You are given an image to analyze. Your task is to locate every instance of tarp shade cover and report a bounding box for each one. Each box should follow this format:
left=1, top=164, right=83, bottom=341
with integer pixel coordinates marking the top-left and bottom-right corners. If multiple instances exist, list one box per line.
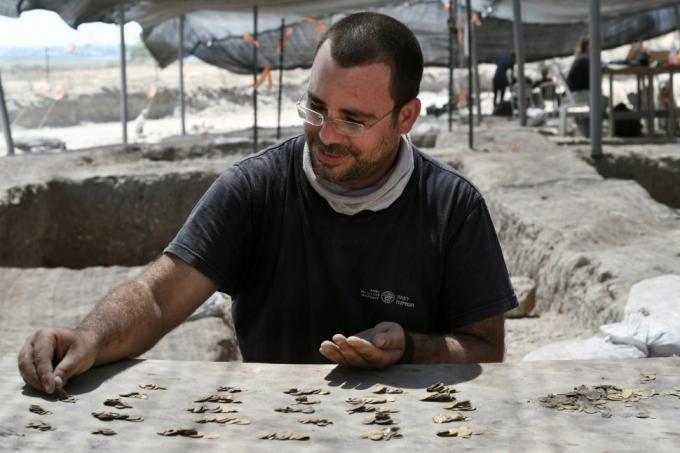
left=143, top=1, right=680, bottom=73
left=470, top=0, right=680, bottom=24
left=1, top=0, right=680, bottom=73
left=2, top=0, right=680, bottom=27
left=0, top=0, right=400, bottom=27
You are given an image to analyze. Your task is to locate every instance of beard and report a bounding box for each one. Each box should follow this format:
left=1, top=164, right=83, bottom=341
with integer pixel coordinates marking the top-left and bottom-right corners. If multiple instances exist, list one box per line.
left=305, top=129, right=401, bottom=189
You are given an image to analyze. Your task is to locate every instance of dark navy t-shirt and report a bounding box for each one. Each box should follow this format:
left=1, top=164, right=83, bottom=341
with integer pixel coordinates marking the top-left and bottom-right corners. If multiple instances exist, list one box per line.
left=165, top=135, right=517, bottom=363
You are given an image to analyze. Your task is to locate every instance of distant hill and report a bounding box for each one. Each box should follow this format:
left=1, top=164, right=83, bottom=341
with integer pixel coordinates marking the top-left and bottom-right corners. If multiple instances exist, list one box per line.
left=0, top=44, right=150, bottom=66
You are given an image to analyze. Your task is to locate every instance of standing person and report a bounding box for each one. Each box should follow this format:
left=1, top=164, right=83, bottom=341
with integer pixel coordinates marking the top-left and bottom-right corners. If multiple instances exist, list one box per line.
left=493, top=53, right=515, bottom=109
left=18, top=13, right=518, bottom=395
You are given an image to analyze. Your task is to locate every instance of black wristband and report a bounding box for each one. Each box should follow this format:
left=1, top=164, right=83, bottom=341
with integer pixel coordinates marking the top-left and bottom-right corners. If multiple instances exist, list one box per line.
left=398, top=330, right=415, bottom=364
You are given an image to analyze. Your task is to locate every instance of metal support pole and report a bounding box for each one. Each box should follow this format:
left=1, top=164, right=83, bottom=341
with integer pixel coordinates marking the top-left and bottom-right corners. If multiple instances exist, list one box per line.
left=119, top=2, right=128, bottom=146
left=512, top=0, right=527, bottom=126
left=448, top=0, right=454, bottom=132
left=179, top=14, right=186, bottom=136
left=589, top=0, right=603, bottom=157
left=252, top=5, right=259, bottom=152
left=277, top=18, right=285, bottom=140
left=467, top=0, right=474, bottom=148
left=0, top=70, right=15, bottom=156
left=471, top=17, right=482, bottom=124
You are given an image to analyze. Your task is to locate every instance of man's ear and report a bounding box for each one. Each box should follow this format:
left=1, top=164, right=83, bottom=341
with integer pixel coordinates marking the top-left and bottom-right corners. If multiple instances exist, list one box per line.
left=397, top=97, right=421, bottom=135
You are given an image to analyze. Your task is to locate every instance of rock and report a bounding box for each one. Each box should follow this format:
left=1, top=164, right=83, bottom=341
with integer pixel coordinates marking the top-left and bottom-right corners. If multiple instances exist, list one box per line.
left=505, top=276, right=536, bottom=318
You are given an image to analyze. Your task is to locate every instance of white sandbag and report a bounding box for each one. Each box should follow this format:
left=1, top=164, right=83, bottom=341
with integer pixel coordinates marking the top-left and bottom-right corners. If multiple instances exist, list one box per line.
left=600, top=274, right=680, bottom=357
left=522, top=337, right=646, bottom=362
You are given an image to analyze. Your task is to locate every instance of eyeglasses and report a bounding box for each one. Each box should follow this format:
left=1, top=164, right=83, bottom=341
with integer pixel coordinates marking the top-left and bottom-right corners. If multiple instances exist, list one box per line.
left=296, top=95, right=395, bottom=138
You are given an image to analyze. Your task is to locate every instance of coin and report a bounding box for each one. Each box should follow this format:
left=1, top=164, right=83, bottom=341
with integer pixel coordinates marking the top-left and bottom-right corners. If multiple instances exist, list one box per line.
left=284, top=388, right=330, bottom=396
left=298, top=418, right=333, bottom=426
left=436, top=426, right=473, bottom=438
left=216, top=386, right=242, bottom=393
left=157, top=428, right=219, bottom=439
left=362, top=426, right=402, bottom=441
left=139, top=384, right=167, bottom=390
left=346, top=397, right=395, bottom=405
left=186, top=404, right=238, bottom=414
left=91, top=411, right=144, bottom=422
left=194, top=394, right=241, bottom=404
left=433, top=412, right=471, bottom=423
left=294, top=396, right=321, bottom=405
left=29, top=405, right=51, bottom=415
left=275, top=405, right=315, bottom=414
left=119, top=392, right=148, bottom=400
left=258, top=431, right=310, bottom=441
left=52, top=387, right=77, bottom=403
left=371, top=385, right=404, bottom=394
left=420, top=392, right=456, bottom=402
left=443, top=400, right=476, bottom=411
left=104, top=398, right=132, bottom=410
left=26, top=421, right=55, bottom=431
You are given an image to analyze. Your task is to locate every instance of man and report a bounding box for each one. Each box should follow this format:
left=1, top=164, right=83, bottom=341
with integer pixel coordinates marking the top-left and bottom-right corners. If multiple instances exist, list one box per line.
left=18, top=13, right=517, bottom=395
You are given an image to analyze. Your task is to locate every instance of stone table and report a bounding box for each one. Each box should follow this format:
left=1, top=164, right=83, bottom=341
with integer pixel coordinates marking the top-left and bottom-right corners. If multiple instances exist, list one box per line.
left=1, top=354, right=678, bottom=452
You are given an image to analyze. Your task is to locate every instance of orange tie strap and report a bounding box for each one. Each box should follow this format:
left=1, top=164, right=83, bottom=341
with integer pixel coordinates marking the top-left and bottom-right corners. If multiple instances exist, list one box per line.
left=304, top=17, right=326, bottom=38
left=243, top=32, right=260, bottom=48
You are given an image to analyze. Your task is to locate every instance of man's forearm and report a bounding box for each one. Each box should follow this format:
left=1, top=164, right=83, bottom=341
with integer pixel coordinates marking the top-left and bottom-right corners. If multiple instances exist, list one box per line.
left=410, top=331, right=504, bottom=364
left=77, top=279, right=165, bottom=366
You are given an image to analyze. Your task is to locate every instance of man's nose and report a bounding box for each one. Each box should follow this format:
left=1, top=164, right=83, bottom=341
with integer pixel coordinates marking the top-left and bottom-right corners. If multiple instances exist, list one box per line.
left=318, top=119, right=345, bottom=145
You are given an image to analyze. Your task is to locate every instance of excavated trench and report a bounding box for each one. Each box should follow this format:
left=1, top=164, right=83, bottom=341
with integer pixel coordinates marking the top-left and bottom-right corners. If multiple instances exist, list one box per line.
left=0, top=173, right=216, bottom=268
left=582, top=150, right=680, bottom=210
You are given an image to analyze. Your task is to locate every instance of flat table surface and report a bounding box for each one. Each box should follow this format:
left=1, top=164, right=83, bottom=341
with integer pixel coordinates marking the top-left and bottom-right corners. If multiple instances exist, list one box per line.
left=1, top=354, right=678, bottom=452
left=604, top=65, right=680, bottom=75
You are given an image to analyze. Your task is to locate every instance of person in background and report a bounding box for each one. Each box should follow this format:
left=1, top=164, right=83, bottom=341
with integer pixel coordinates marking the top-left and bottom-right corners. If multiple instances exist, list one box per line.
left=493, top=53, right=515, bottom=108
left=566, top=37, right=590, bottom=93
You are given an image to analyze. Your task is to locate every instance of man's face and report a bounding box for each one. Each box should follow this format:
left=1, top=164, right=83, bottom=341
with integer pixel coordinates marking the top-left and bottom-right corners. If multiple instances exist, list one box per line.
left=303, top=41, right=403, bottom=190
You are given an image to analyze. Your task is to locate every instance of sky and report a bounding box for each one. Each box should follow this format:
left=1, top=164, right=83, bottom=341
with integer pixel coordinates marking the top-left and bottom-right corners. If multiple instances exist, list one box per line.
left=0, top=10, right=142, bottom=48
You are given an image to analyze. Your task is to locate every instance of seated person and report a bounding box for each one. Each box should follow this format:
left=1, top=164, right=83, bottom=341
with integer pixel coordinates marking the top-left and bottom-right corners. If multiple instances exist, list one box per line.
left=567, top=37, right=589, bottom=93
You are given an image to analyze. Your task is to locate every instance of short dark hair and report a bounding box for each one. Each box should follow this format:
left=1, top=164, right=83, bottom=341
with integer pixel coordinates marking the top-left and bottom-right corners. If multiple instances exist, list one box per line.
left=315, top=12, right=423, bottom=110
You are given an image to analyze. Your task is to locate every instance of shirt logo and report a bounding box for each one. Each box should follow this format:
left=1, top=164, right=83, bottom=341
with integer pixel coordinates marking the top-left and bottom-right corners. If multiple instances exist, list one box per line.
left=381, top=291, right=395, bottom=304
left=360, top=289, right=414, bottom=309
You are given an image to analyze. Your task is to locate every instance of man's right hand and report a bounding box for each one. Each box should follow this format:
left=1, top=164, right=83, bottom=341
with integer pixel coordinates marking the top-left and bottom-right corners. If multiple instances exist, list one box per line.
left=17, top=327, right=99, bottom=394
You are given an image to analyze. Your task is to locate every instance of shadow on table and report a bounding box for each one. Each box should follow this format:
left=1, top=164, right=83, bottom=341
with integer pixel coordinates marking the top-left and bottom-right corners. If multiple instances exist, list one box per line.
left=323, top=363, right=483, bottom=391
left=21, top=359, right=142, bottom=400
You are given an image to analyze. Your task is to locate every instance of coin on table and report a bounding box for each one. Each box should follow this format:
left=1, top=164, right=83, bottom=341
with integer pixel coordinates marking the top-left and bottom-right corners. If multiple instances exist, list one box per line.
left=298, top=418, right=333, bottom=426
left=258, top=431, right=310, bottom=441
left=443, top=400, right=476, bottom=411
left=433, top=412, right=470, bottom=423
left=104, top=398, right=132, bottom=409
left=436, top=426, right=473, bottom=438
left=26, top=421, right=55, bottom=431
left=139, top=384, right=167, bottom=390
left=284, top=387, right=330, bottom=396
left=119, top=392, right=148, bottom=400
left=362, top=426, right=402, bottom=441
left=29, top=405, right=52, bottom=415
left=216, top=386, right=242, bottom=393
left=371, top=384, right=404, bottom=394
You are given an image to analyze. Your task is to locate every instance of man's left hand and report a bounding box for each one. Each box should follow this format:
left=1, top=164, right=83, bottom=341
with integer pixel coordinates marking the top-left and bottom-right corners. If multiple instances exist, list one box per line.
left=319, top=322, right=405, bottom=368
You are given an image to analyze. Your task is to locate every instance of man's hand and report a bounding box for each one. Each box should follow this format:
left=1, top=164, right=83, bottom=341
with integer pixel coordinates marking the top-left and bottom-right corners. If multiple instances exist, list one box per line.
left=319, top=321, right=405, bottom=368
left=17, top=327, right=99, bottom=394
